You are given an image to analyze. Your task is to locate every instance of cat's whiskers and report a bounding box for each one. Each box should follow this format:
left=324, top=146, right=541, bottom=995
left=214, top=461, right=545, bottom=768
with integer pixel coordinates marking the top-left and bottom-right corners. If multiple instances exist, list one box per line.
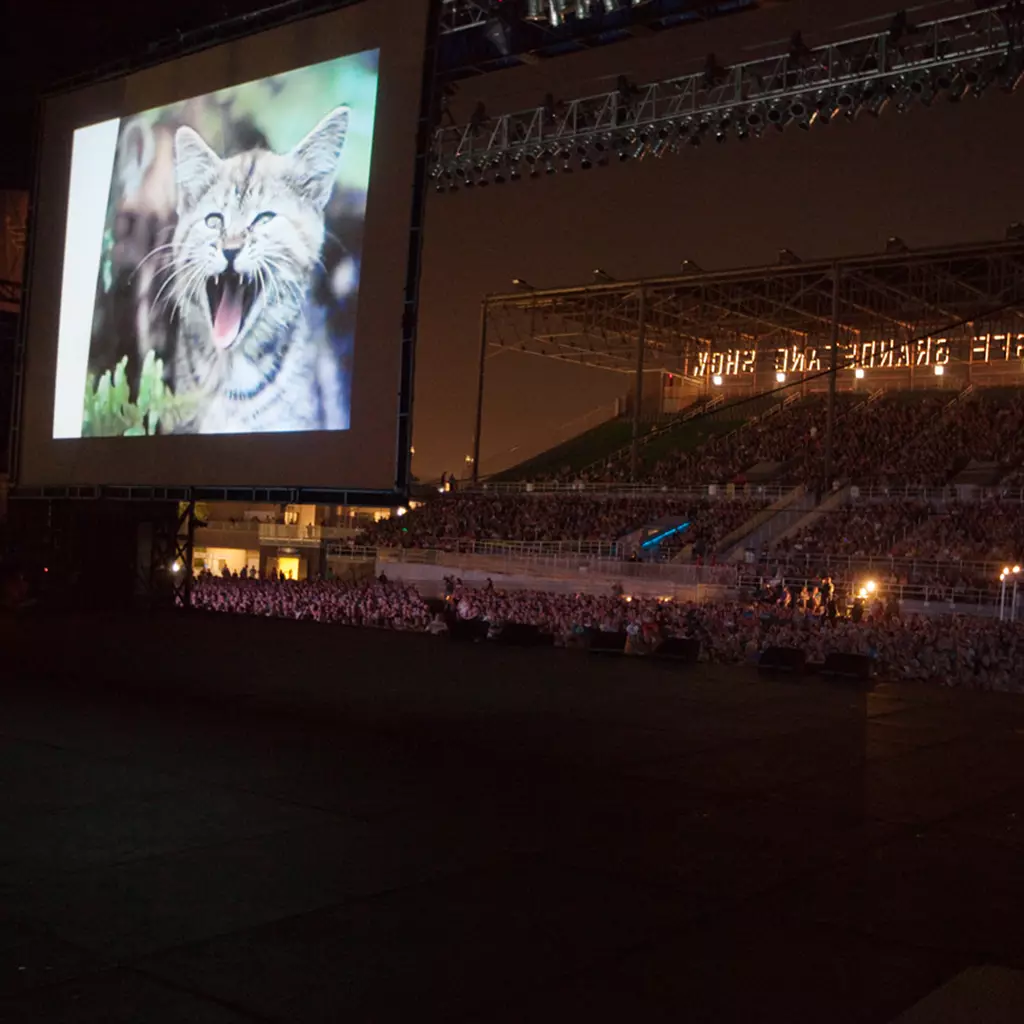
left=151, top=259, right=193, bottom=314
left=131, top=243, right=177, bottom=281
left=261, top=254, right=306, bottom=309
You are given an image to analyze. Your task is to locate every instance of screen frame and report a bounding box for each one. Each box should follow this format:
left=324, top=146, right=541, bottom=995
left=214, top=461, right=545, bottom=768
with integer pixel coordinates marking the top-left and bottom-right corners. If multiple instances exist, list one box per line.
left=9, top=0, right=437, bottom=506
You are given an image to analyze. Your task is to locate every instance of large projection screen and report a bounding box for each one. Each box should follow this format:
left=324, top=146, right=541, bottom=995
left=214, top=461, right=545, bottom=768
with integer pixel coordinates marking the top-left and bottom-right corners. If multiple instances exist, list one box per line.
left=17, top=0, right=428, bottom=492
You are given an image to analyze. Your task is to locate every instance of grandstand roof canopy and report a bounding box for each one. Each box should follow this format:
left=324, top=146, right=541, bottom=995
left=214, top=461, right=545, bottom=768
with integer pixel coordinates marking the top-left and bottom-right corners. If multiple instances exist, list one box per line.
left=483, top=236, right=1024, bottom=374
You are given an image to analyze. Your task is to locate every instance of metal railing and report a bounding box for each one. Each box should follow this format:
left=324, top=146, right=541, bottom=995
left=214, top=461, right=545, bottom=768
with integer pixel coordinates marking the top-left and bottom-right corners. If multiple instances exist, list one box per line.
left=738, top=573, right=1000, bottom=612
left=846, top=485, right=1024, bottom=503
left=465, top=480, right=793, bottom=501
left=258, top=524, right=361, bottom=543
left=755, top=552, right=1009, bottom=585
left=199, top=520, right=260, bottom=532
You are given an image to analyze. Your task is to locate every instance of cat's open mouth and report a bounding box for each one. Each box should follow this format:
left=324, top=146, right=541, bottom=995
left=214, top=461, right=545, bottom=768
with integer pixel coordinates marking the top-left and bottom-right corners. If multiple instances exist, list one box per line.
left=206, top=270, right=259, bottom=351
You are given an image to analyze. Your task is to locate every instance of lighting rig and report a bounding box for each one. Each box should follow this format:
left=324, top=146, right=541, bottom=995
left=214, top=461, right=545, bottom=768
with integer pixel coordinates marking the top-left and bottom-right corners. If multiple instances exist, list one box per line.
left=432, top=4, right=1024, bottom=191
left=440, top=0, right=675, bottom=35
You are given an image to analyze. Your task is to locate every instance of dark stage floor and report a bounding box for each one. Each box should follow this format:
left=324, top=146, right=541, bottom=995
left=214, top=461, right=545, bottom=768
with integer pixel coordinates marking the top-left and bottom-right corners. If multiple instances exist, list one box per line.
left=2, top=612, right=1024, bottom=1022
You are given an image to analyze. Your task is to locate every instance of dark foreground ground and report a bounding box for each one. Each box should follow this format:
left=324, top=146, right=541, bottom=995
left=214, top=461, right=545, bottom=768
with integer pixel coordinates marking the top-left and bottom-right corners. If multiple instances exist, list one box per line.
left=2, top=612, right=1024, bottom=1023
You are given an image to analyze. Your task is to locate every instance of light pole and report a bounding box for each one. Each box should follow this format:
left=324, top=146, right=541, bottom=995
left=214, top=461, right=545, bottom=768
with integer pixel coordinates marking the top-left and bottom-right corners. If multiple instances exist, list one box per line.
left=998, top=565, right=1021, bottom=621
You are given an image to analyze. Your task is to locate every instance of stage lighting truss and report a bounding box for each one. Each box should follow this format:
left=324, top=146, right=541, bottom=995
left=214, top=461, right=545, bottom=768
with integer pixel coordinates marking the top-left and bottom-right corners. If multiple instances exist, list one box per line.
left=432, top=5, right=1022, bottom=190
left=440, top=0, right=497, bottom=34
left=440, top=0, right=651, bottom=34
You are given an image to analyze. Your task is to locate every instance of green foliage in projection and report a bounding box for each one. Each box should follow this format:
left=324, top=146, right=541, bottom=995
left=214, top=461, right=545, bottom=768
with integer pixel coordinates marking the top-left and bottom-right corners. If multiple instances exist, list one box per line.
left=82, top=350, right=193, bottom=437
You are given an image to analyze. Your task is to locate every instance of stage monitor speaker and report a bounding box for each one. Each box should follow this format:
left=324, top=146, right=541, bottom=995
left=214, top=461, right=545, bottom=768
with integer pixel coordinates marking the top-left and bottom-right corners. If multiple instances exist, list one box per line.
left=758, top=646, right=806, bottom=674
left=653, top=637, right=701, bottom=664
left=821, top=652, right=872, bottom=680
left=588, top=630, right=628, bottom=655
left=448, top=618, right=487, bottom=643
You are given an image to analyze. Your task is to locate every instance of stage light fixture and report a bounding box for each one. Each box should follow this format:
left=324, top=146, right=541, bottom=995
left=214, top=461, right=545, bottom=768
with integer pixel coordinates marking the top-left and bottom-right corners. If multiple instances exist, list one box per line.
left=786, top=98, right=810, bottom=130
left=832, top=90, right=857, bottom=120
left=855, top=367, right=866, bottom=379
left=775, top=371, right=786, bottom=383
left=909, top=76, right=934, bottom=105
left=712, top=374, right=724, bottom=387
left=547, top=0, right=569, bottom=28
left=526, top=0, right=546, bottom=21
left=933, top=364, right=945, bottom=376
left=601, top=0, right=621, bottom=12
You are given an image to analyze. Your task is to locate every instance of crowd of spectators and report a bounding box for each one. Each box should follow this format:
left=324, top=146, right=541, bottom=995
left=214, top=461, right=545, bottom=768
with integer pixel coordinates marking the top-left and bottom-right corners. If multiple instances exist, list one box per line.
left=191, top=575, right=1024, bottom=693
left=359, top=494, right=764, bottom=555
left=891, top=499, right=1024, bottom=563
left=772, top=497, right=1024, bottom=570
left=544, top=387, right=1024, bottom=491
left=191, top=574, right=431, bottom=630
left=651, top=395, right=843, bottom=486
left=796, top=393, right=947, bottom=486
left=775, top=501, right=930, bottom=560
left=868, top=388, right=1024, bottom=486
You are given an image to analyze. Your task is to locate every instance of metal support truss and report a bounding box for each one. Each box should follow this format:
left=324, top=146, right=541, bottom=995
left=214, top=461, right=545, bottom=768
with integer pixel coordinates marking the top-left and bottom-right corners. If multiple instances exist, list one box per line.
left=433, top=5, right=1023, bottom=185
left=480, top=235, right=1024, bottom=378
left=440, top=0, right=493, bottom=34
left=149, top=500, right=197, bottom=609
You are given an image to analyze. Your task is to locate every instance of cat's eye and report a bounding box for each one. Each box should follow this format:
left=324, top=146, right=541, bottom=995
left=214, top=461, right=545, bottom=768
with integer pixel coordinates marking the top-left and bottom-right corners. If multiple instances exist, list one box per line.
left=251, top=212, right=276, bottom=227
left=205, top=213, right=223, bottom=230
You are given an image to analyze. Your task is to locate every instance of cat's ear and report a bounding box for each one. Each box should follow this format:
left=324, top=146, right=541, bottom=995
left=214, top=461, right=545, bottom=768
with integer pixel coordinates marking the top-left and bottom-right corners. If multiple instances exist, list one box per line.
left=288, top=106, right=349, bottom=211
left=174, top=126, right=221, bottom=214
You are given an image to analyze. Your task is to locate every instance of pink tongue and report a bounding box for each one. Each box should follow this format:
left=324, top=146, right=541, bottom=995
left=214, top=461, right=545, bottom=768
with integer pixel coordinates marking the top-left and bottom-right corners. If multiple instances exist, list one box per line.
left=212, top=288, right=243, bottom=350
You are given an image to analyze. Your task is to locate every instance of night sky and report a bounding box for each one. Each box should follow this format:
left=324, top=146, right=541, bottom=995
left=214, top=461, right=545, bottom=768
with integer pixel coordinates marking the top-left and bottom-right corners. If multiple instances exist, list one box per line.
left=3, top=0, right=1022, bottom=481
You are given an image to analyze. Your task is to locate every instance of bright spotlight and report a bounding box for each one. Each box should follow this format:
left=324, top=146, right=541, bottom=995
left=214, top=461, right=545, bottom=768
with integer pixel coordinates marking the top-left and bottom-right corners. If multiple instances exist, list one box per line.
left=854, top=368, right=866, bottom=379
left=1015, top=565, right=1022, bottom=574
left=933, top=364, right=945, bottom=376
left=171, top=561, right=181, bottom=574
left=395, top=506, right=408, bottom=517
left=712, top=374, right=724, bottom=387
left=775, top=371, right=786, bottom=383
left=865, top=580, right=876, bottom=594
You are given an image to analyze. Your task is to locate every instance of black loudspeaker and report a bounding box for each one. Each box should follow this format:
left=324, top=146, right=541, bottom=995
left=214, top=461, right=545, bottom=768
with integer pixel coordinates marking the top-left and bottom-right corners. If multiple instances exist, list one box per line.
left=821, top=652, right=872, bottom=680
left=449, top=618, right=488, bottom=643
left=498, top=622, right=547, bottom=647
left=653, top=637, right=701, bottom=664
left=588, top=630, right=628, bottom=655
left=758, top=646, right=806, bottom=674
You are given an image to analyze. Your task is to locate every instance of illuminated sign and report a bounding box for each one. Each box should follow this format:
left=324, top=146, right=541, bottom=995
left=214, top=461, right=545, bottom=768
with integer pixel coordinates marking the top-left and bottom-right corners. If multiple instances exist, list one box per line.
left=678, top=332, right=1021, bottom=380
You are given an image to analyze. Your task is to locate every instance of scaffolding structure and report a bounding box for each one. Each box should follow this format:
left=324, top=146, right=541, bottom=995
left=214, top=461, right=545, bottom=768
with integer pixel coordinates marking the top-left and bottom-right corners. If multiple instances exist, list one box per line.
left=433, top=5, right=1023, bottom=186
left=473, top=234, right=1024, bottom=480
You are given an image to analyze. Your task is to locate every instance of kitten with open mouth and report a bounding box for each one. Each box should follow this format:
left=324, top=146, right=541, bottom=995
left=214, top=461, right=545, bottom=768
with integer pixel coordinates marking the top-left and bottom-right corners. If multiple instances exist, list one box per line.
left=164, top=104, right=350, bottom=433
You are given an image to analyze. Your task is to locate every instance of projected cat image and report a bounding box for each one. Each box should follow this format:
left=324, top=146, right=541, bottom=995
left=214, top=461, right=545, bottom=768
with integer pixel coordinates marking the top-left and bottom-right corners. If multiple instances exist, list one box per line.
left=55, top=50, right=379, bottom=438
left=169, top=107, right=348, bottom=433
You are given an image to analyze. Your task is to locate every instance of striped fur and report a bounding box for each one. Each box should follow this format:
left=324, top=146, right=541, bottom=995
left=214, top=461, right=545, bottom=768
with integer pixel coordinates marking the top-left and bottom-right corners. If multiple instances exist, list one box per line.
left=164, top=107, right=349, bottom=434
